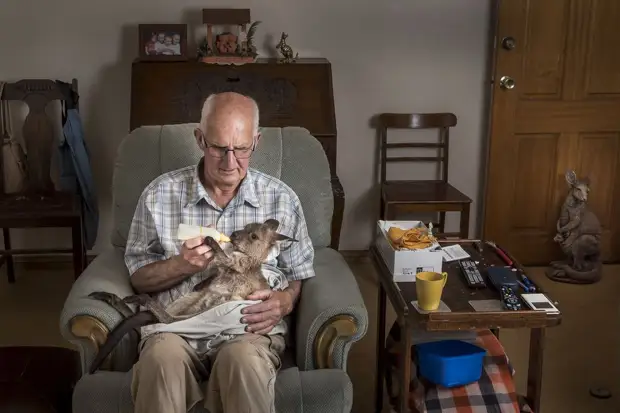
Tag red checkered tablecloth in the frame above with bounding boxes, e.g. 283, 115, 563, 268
386, 328, 533, 413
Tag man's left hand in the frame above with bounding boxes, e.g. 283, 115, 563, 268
241, 290, 293, 335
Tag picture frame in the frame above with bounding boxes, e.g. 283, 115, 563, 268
138, 24, 188, 61
197, 9, 260, 64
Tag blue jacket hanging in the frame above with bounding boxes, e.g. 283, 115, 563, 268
56, 80, 99, 250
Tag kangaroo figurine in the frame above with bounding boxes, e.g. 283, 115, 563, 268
547, 170, 602, 284
87, 219, 297, 374
276, 32, 298, 64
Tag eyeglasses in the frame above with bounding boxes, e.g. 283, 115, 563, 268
199, 131, 256, 159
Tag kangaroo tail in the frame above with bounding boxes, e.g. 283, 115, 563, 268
88, 291, 136, 318
547, 262, 602, 284
88, 311, 156, 374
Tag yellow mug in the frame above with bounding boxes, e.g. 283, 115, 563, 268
415, 271, 448, 311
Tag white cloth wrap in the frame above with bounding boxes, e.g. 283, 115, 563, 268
139, 244, 289, 358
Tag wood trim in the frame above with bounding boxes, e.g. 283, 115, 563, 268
478, 0, 501, 238
313, 314, 358, 369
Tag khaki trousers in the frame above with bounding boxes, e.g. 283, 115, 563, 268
131, 332, 286, 413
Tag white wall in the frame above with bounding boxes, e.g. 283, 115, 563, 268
0, 0, 492, 253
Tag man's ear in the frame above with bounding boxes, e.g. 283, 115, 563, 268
254, 132, 261, 148
194, 129, 205, 150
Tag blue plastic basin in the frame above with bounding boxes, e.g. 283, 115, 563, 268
415, 340, 486, 388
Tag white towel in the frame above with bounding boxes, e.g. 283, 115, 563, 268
139, 243, 289, 358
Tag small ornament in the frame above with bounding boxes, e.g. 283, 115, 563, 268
197, 9, 260, 64
276, 32, 299, 64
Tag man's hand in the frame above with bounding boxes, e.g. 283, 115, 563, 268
175, 235, 214, 274
240, 289, 295, 335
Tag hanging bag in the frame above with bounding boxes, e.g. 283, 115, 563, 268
0, 82, 28, 193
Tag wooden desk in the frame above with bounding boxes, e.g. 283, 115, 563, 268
371, 241, 562, 413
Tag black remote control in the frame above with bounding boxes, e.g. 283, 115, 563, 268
458, 259, 486, 288
500, 285, 522, 311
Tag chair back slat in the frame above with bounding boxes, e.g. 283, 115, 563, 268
386, 156, 444, 163
378, 112, 457, 183
386, 142, 441, 149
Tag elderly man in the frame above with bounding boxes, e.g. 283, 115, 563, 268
123, 92, 315, 413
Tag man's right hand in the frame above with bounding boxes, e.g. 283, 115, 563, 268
175, 236, 214, 274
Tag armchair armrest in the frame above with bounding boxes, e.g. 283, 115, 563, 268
59, 247, 134, 373
295, 248, 368, 371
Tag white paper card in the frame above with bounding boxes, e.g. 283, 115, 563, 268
520, 293, 560, 314
441, 244, 470, 262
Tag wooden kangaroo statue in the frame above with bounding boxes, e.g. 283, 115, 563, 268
547, 170, 602, 284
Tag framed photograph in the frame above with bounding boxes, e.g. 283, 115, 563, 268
138, 24, 188, 61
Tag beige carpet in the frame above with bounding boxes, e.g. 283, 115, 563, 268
0, 257, 618, 413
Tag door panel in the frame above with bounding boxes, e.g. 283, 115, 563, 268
583, 1, 620, 96
483, 0, 620, 264
510, 134, 558, 231
520, 0, 569, 99
575, 132, 620, 261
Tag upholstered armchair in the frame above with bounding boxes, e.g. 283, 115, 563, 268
59, 125, 368, 413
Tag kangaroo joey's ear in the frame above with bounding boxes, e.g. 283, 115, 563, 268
275, 233, 298, 242
565, 170, 577, 187
264, 219, 280, 231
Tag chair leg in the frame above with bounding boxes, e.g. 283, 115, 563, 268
460, 203, 471, 239
3, 228, 15, 284
438, 211, 446, 234
72, 221, 84, 280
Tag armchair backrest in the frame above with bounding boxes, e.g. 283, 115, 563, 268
111, 124, 334, 249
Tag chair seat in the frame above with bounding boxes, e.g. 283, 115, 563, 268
0, 191, 80, 223
382, 180, 472, 204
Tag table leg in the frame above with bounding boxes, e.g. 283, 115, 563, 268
527, 328, 545, 413
459, 203, 470, 238
397, 318, 412, 413
375, 282, 387, 413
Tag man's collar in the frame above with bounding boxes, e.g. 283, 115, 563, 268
186, 159, 210, 207
186, 159, 260, 209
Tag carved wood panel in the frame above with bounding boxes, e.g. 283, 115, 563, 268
130, 59, 337, 138
1, 80, 65, 193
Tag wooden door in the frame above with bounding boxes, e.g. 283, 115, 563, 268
482, 0, 620, 265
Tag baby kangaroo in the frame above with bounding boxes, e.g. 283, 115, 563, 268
87, 219, 296, 374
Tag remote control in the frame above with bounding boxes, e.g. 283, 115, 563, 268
500, 285, 523, 311
458, 259, 486, 288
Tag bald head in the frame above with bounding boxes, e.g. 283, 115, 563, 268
200, 92, 259, 136
194, 92, 260, 192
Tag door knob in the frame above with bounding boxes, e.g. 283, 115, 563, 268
501, 36, 516, 50
499, 76, 516, 90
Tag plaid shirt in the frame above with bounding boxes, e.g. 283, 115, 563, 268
124, 158, 315, 308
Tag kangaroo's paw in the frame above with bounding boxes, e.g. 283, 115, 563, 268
203, 236, 225, 254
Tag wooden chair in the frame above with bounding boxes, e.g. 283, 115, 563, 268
377, 112, 472, 238
0, 79, 86, 283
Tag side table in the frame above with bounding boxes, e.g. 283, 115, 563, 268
371, 241, 562, 413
